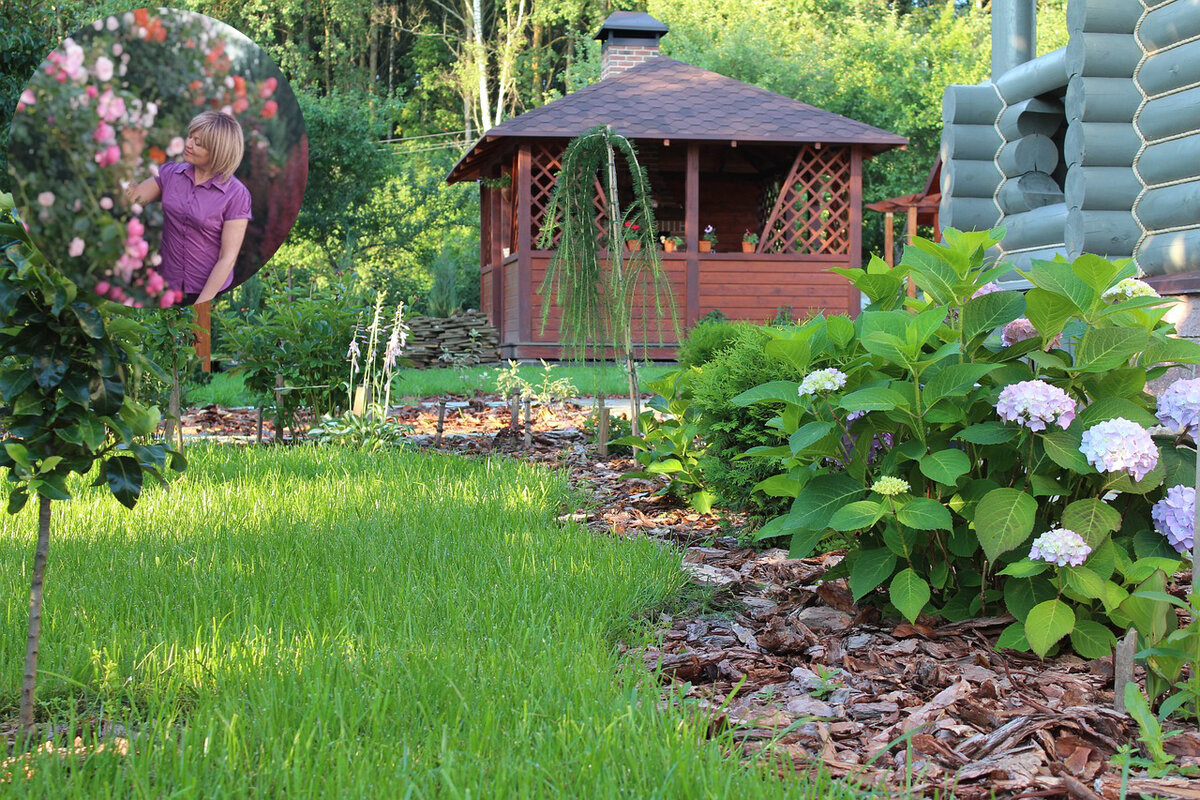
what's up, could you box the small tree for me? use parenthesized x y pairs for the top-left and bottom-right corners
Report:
(0, 193), (184, 736)
(536, 125), (678, 435)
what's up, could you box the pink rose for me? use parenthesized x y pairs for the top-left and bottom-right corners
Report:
(147, 271), (164, 294)
(232, 97), (249, 114)
(261, 100), (278, 119)
(127, 217), (144, 238)
(259, 77), (277, 98)
(69, 237), (85, 257)
(93, 121), (114, 143)
(159, 290), (177, 308)
(95, 281), (110, 296)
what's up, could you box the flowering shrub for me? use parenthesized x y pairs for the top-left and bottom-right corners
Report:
(7, 9), (304, 306)
(731, 228), (1200, 659)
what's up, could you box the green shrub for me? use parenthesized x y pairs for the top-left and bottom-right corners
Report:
(733, 227), (1200, 666)
(677, 319), (756, 369)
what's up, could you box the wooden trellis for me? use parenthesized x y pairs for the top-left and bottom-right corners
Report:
(524, 143), (612, 249)
(758, 146), (852, 255)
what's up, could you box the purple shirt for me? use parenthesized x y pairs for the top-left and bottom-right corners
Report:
(155, 161), (252, 294)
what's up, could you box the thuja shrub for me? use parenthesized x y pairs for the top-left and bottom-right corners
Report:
(741, 228), (1200, 658)
(676, 318), (757, 369)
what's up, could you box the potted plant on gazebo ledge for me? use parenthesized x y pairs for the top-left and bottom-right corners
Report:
(663, 235), (683, 253)
(700, 225), (717, 253)
(742, 230), (758, 253)
(624, 221), (642, 250)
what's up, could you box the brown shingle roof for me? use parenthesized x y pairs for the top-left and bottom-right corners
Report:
(448, 57), (907, 182)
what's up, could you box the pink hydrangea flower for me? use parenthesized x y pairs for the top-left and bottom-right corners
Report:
(1001, 317), (1063, 348)
(1079, 417), (1159, 482)
(971, 282), (1002, 299)
(995, 380), (1076, 432)
(1029, 528), (1091, 566)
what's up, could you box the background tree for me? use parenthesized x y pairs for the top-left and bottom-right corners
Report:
(0, 192), (184, 735)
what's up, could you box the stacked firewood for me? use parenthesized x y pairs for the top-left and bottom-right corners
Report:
(405, 310), (501, 368)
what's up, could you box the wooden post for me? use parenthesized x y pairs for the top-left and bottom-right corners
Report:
(255, 406), (264, 445)
(685, 144), (700, 327)
(195, 301), (212, 372)
(848, 147), (864, 316)
(906, 205), (919, 298)
(523, 397), (532, 448)
(435, 398), (447, 447)
(510, 394), (520, 431)
(517, 144), (533, 352)
(598, 404), (610, 459)
(167, 361), (183, 452)
(884, 210), (895, 267)
(274, 373), (284, 443)
(1113, 628), (1137, 714)
(489, 165), (505, 340)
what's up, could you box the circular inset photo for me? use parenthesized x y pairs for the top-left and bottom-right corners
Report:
(7, 8), (307, 308)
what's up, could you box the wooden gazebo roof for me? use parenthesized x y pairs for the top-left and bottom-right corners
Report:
(448, 57), (907, 183)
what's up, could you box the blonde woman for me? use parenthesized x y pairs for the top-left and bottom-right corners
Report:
(126, 110), (251, 305)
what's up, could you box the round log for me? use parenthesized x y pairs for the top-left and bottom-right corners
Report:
(998, 97), (1066, 139)
(999, 203), (1070, 251)
(992, 0), (1037, 78)
(940, 197), (1002, 232)
(1065, 76), (1142, 123)
(996, 47), (1069, 103)
(997, 172), (1064, 214)
(1139, 86), (1200, 142)
(1137, 134), (1200, 187)
(1138, 227), (1200, 275)
(1135, 179), (1200, 231)
(1067, 0), (1142, 35)
(1065, 165), (1142, 211)
(1065, 208), (1139, 256)
(999, 246), (1070, 274)
(1065, 33), (1141, 79)
(998, 135), (1059, 176)
(1138, 39), (1200, 97)
(1139, 0), (1200, 54)
(943, 83), (1003, 126)
(940, 124), (1003, 162)
(944, 159), (1004, 199)
(1064, 121), (1141, 167)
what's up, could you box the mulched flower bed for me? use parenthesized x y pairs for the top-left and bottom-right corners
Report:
(178, 397), (1200, 799)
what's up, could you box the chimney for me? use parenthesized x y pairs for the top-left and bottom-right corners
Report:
(595, 11), (669, 81)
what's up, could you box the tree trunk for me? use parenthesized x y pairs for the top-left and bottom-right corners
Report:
(603, 129), (641, 437)
(21, 496), (51, 735)
(472, 0), (492, 131)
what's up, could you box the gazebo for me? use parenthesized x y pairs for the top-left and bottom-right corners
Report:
(447, 12), (907, 359)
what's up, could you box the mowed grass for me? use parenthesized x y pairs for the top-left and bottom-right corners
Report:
(0, 446), (859, 798)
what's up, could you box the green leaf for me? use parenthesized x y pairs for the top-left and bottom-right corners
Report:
(645, 458), (683, 474)
(838, 387), (906, 413)
(789, 421), (836, 455)
(789, 474), (863, 532)
(1069, 620), (1116, 659)
(1041, 429), (1092, 474)
(1071, 253), (1132, 294)
(896, 498), (953, 531)
(752, 474), (804, 498)
(1124, 684), (1171, 765)
(998, 559), (1050, 578)
(923, 363), (999, 405)
(962, 290), (1025, 341)
(889, 569), (931, 623)
(1142, 335), (1200, 367)
(1120, 570), (1170, 643)
(1022, 259), (1096, 313)
(849, 548), (897, 601)
(730, 381), (800, 407)
(4, 443), (32, 469)
(688, 490), (716, 515)
(103, 457), (144, 510)
(1063, 567), (1107, 600)
(1022, 287), (1080, 340)
(0, 368), (35, 402)
(996, 622), (1030, 651)
(788, 527), (825, 559)
(974, 488), (1037, 561)
(1025, 599), (1076, 657)
(826, 315), (854, 348)
(1061, 499), (1122, 550)
(30, 476), (71, 501)
(1074, 328), (1149, 373)
(89, 375), (124, 417)
(827, 500), (883, 532)
(1004, 577), (1057, 622)
(7, 488), (28, 515)
(954, 423), (1018, 445)
(919, 449), (971, 486)
(70, 303), (105, 338)
(1076, 397), (1158, 429)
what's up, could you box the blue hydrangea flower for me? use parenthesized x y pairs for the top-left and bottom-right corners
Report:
(1029, 528), (1092, 566)
(1079, 417), (1159, 482)
(1152, 484), (1195, 555)
(1156, 378), (1200, 438)
(995, 380), (1076, 432)
(799, 368), (847, 397)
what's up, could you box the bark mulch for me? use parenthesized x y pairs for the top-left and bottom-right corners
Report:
(181, 398), (1200, 799)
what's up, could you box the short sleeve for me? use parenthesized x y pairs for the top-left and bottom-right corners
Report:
(155, 160), (181, 190)
(225, 181), (252, 222)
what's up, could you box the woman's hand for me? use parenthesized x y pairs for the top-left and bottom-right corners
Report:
(124, 177), (161, 206)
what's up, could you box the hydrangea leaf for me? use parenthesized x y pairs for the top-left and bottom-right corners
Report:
(1025, 599), (1075, 657)
(889, 569), (930, 623)
(974, 488), (1037, 561)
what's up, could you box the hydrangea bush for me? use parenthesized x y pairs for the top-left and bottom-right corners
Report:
(7, 9), (303, 306)
(731, 228), (1200, 660)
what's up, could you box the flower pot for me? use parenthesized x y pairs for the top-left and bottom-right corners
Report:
(741, 242), (756, 253)
(627, 240), (641, 251)
(699, 241), (713, 253)
(663, 240), (677, 253)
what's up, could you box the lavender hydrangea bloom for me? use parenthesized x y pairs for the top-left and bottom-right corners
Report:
(1029, 528), (1092, 566)
(1152, 485), (1195, 554)
(1079, 417), (1159, 482)
(971, 282), (1002, 299)
(995, 380), (1076, 432)
(799, 368), (847, 397)
(1156, 378), (1200, 438)
(1001, 317), (1063, 348)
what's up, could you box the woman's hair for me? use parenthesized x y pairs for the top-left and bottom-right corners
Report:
(187, 111), (244, 181)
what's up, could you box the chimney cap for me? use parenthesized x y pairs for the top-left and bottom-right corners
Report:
(594, 11), (669, 41)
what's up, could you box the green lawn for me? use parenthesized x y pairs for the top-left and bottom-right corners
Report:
(187, 363), (679, 408)
(0, 446), (860, 798)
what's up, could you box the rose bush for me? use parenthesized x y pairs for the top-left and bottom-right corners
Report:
(7, 9), (302, 306)
(725, 228), (1200, 660)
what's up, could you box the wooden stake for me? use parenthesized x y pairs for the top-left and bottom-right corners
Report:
(435, 398), (447, 447)
(274, 374), (284, 443)
(1114, 628), (1137, 714)
(255, 406), (264, 445)
(523, 397), (533, 448)
(510, 394), (520, 430)
(598, 404), (610, 459)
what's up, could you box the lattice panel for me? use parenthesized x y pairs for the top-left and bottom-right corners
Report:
(529, 143), (563, 248)
(759, 146), (852, 255)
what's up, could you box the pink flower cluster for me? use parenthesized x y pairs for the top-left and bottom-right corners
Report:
(1079, 417), (1159, 482)
(1152, 484), (1195, 555)
(995, 380), (1076, 432)
(44, 39), (87, 83)
(1029, 528), (1092, 567)
(1001, 317), (1063, 349)
(92, 218), (178, 308)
